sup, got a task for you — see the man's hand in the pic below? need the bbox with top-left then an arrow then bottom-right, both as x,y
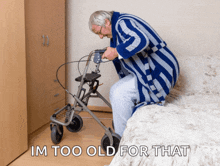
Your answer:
102,47 -> 118,61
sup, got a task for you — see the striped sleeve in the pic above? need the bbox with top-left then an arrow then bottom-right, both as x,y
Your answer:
116,19 -> 149,59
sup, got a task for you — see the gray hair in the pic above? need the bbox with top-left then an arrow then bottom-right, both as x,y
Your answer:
88,10 -> 114,32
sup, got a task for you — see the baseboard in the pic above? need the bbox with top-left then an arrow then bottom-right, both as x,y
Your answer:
87,105 -> 112,113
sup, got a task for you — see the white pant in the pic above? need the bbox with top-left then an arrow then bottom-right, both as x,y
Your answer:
109,74 -> 139,137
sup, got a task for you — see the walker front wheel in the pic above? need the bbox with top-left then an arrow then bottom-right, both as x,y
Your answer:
101,133 -> 121,155
51,124 -> 63,144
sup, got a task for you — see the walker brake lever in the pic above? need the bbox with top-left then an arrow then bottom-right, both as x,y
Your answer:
93,49 -> 106,64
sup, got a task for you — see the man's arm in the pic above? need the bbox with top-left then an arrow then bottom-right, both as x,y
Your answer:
116,19 -> 149,59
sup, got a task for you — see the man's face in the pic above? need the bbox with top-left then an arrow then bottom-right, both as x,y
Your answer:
92,19 -> 112,39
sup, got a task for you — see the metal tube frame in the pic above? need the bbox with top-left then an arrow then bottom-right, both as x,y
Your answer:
50,48 -> 114,146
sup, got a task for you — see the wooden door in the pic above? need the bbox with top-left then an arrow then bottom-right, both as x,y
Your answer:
25,0 -> 66,134
0,0 -> 28,165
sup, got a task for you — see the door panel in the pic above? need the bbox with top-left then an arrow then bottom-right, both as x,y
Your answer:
0,0 -> 28,165
25,0 -> 66,134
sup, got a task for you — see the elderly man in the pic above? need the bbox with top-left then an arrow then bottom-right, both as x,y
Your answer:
89,10 -> 180,137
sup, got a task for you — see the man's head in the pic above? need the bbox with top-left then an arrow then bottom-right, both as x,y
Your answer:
89,10 -> 113,39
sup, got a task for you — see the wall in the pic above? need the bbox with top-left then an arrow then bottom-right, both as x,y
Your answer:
66,0 -> 220,106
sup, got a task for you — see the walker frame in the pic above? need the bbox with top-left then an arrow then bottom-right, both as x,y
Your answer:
50,48 -> 120,154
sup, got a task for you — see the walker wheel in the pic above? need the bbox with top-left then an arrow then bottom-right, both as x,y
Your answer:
51,124 -> 63,144
101,133 -> 121,155
65,114 -> 83,132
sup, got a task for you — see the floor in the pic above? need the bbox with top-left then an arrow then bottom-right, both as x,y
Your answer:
9,111 -> 114,166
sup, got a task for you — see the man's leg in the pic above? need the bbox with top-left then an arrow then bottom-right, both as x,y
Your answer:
109,74 -> 139,137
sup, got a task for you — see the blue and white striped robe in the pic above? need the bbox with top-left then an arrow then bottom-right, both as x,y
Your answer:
110,12 -> 180,114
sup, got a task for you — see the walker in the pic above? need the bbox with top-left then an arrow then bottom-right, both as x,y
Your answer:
50,48 -> 120,154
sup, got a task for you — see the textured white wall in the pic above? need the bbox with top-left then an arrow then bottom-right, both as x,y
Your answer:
66,0 -> 220,106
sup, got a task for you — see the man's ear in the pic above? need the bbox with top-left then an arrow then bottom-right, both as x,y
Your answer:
105,19 -> 111,26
